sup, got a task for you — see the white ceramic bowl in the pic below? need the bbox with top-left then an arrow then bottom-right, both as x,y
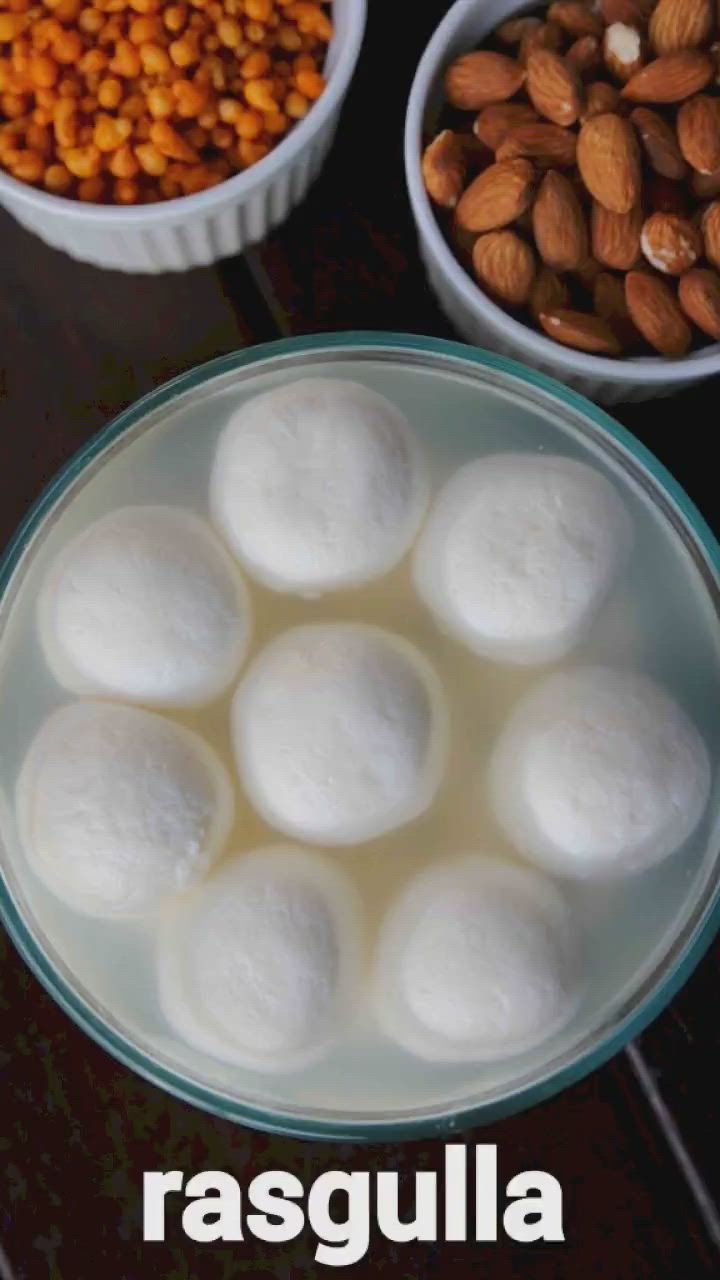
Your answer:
0,0 -> 366,274
405,0 -> 720,404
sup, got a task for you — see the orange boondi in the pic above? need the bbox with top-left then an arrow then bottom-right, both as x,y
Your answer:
0,0 -> 331,203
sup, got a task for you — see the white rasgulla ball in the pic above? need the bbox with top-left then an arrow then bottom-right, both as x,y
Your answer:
232,623 -> 448,846
372,855 -> 581,1063
413,454 -> 632,664
38,506 -> 251,707
16,701 -> 234,917
490,667 -> 711,880
209,377 -> 429,595
157,845 -> 363,1072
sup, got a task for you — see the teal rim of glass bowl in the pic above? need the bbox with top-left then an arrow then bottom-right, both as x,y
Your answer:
1,330 -> 719,1142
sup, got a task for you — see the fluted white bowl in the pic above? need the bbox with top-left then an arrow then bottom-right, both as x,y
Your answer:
0,0 -> 366,274
404,0 -> 720,404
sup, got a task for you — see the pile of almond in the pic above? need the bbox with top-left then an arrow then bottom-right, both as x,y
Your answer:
422,0 -> 720,359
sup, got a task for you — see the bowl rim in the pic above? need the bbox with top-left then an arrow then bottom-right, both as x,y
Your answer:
0,0 -> 367,225
404,0 -> 720,388
1,329 -> 720,1141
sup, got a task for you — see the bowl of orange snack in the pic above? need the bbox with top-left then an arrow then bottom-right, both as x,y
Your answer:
0,0 -> 365,271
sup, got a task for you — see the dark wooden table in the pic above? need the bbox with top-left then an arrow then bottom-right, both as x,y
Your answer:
1,3 -> 719,1277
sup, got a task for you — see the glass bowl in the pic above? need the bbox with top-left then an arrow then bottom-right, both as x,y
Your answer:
1,332 -> 719,1141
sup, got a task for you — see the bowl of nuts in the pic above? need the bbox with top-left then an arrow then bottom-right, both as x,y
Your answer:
405,0 -> 720,403
0,0 -> 365,273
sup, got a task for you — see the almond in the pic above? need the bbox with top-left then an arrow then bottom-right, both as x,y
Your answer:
604,23 -> 644,83
594,271 -> 642,344
600,0 -> 656,23
621,51 -> 714,102
581,80 -> 622,120
456,158 -> 536,233
649,0 -> 713,57
529,265 -> 571,319
496,17 -> 543,45
625,270 -> 693,352
474,103 -> 539,151
539,308 -> 623,353
445,51 -> 526,111
630,107 -> 688,179
533,170 -> 589,270
647,174 -> 690,213
678,266 -> 720,336
526,49 -> 584,126
567,35 -> 602,77
640,211 -> 702,272
691,168 -> 720,197
677,95 -> 720,174
472,229 -> 537,304
592,200 -> 643,267
421,130 -> 466,209
577,113 -> 641,213
496,122 -> 578,167
702,200 -> 720,267
520,21 -> 565,65
548,1 -> 604,38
